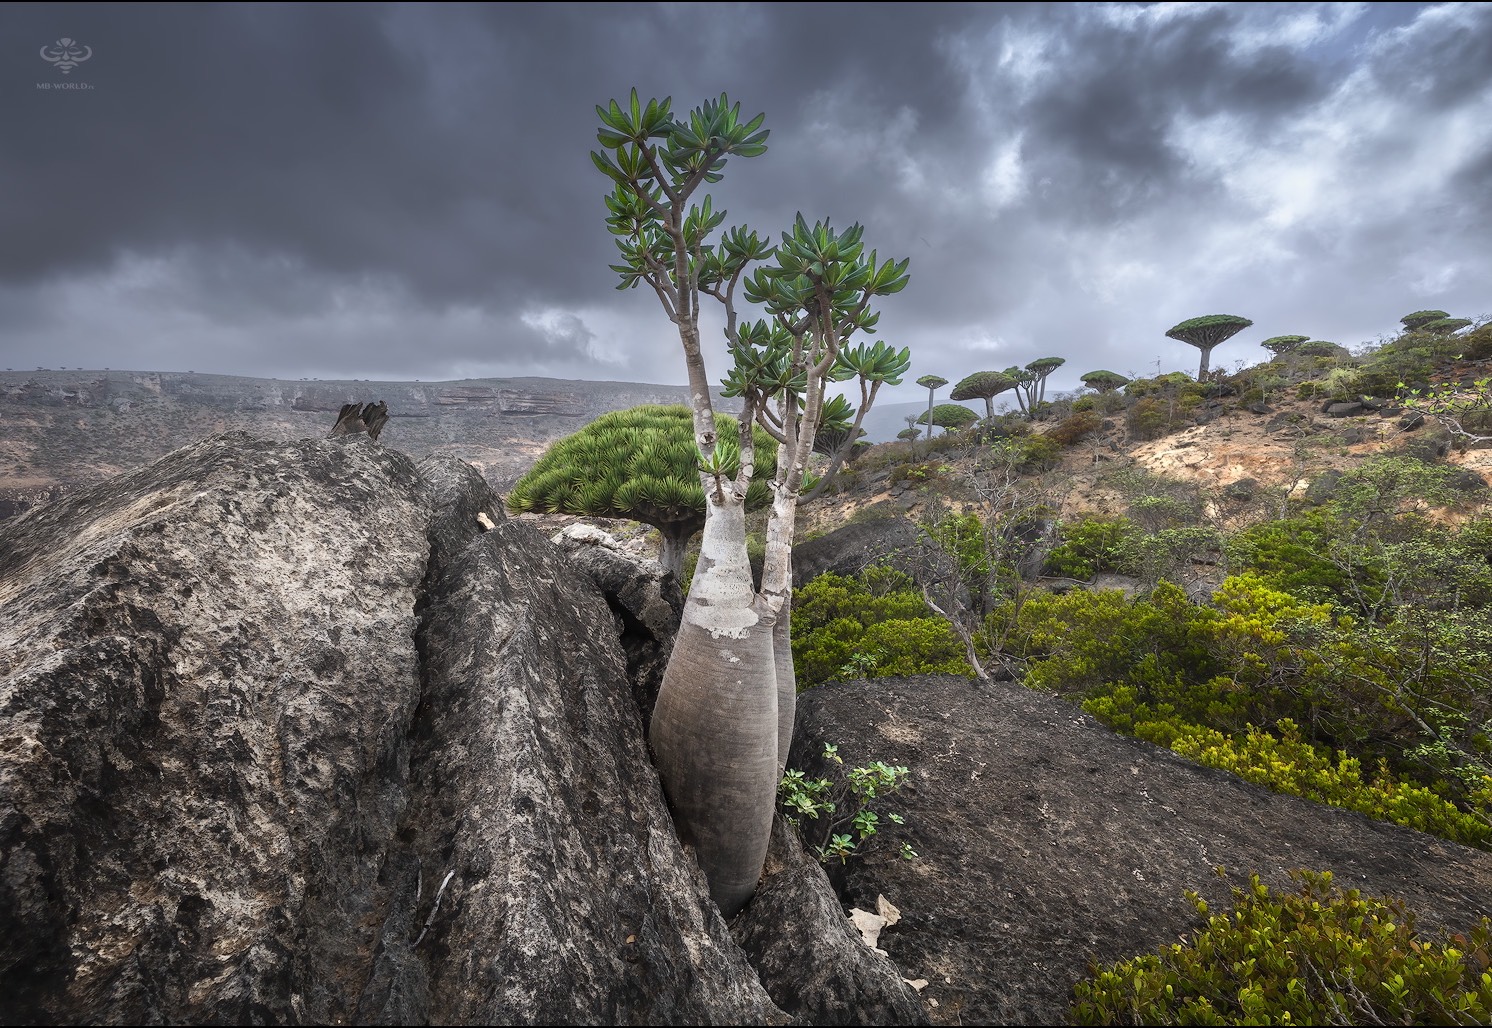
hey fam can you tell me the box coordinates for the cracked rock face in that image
[0,432,787,1025]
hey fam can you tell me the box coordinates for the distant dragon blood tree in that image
[1025,356,1066,406]
[918,402,978,434]
[1260,334,1309,357]
[950,370,1017,420]
[1081,370,1130,393]
[1166,314,1253,379]
[1422,318,1472,335]
[1401,310,1449,332]
[917,374,948,442]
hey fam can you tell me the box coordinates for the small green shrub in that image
[1050,410,1104,446]
[1045,515,1136,580]
[1072,869,1492,1026]
[1128,398,1169,439]
[1018,433,1063,470]
[1321,365,1363,401]
[779,744,917,864]
[1084,711,1492,848]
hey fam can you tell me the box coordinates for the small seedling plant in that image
[779,744,917,864]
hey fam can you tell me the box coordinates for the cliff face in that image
[0,432,918,1025]
[0,370,727,521]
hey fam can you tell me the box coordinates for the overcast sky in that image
[3,3,1489,407]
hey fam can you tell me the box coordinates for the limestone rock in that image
[0,433,432,1024]
[549,524,683,729]
[792,519,965,609]
[0,432,788,1026]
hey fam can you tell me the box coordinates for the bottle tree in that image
[1165,315,1253,380]
[593,90,909,917]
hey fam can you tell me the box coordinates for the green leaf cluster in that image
[1072,869,1492,1026]
[791,569,973,689]
[779,743,916,864]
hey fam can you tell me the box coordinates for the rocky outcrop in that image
[0,432,800,1025]
[735,819,928,1026]
[792,518,958,592]
[790,675,1492,1026]
[549,524,682,731]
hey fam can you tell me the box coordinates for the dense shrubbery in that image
[991,566,1492,844]
[1045,515,1135,580]
[791,568,973,688]
[1072,869,1492,1026]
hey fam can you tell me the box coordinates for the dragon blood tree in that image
[1165,314,1253,379]
[949,370,1017,421]
[592,90,909,916]
[505,405,777,579]
[916,374,948,442]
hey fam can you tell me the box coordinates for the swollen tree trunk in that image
[657,525,693,581]
[649,499,779,919]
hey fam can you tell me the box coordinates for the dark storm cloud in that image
[1001,4,1336,223]
[0,4,1487,391]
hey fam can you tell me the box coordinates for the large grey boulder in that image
[0,433,789,1025]
[790,675,1492,1026]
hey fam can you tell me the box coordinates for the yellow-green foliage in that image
[1044,515,1135,580]
[1050,409,1104,446]
[792,569,973,688]
[1086,710,1492,847]
[999,574,1492,846]
[1072,870,1492,1026]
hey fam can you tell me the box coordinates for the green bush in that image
[1128,398,1169,440]
[1050,410,1104,446]
[1001,572,1492,841]
[1072,869,1492,1026]
[1018,433,1064,470]
[792,569,973,688]
[1045,515,1136,580]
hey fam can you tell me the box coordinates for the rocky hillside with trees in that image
[502,309,1492,1023]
